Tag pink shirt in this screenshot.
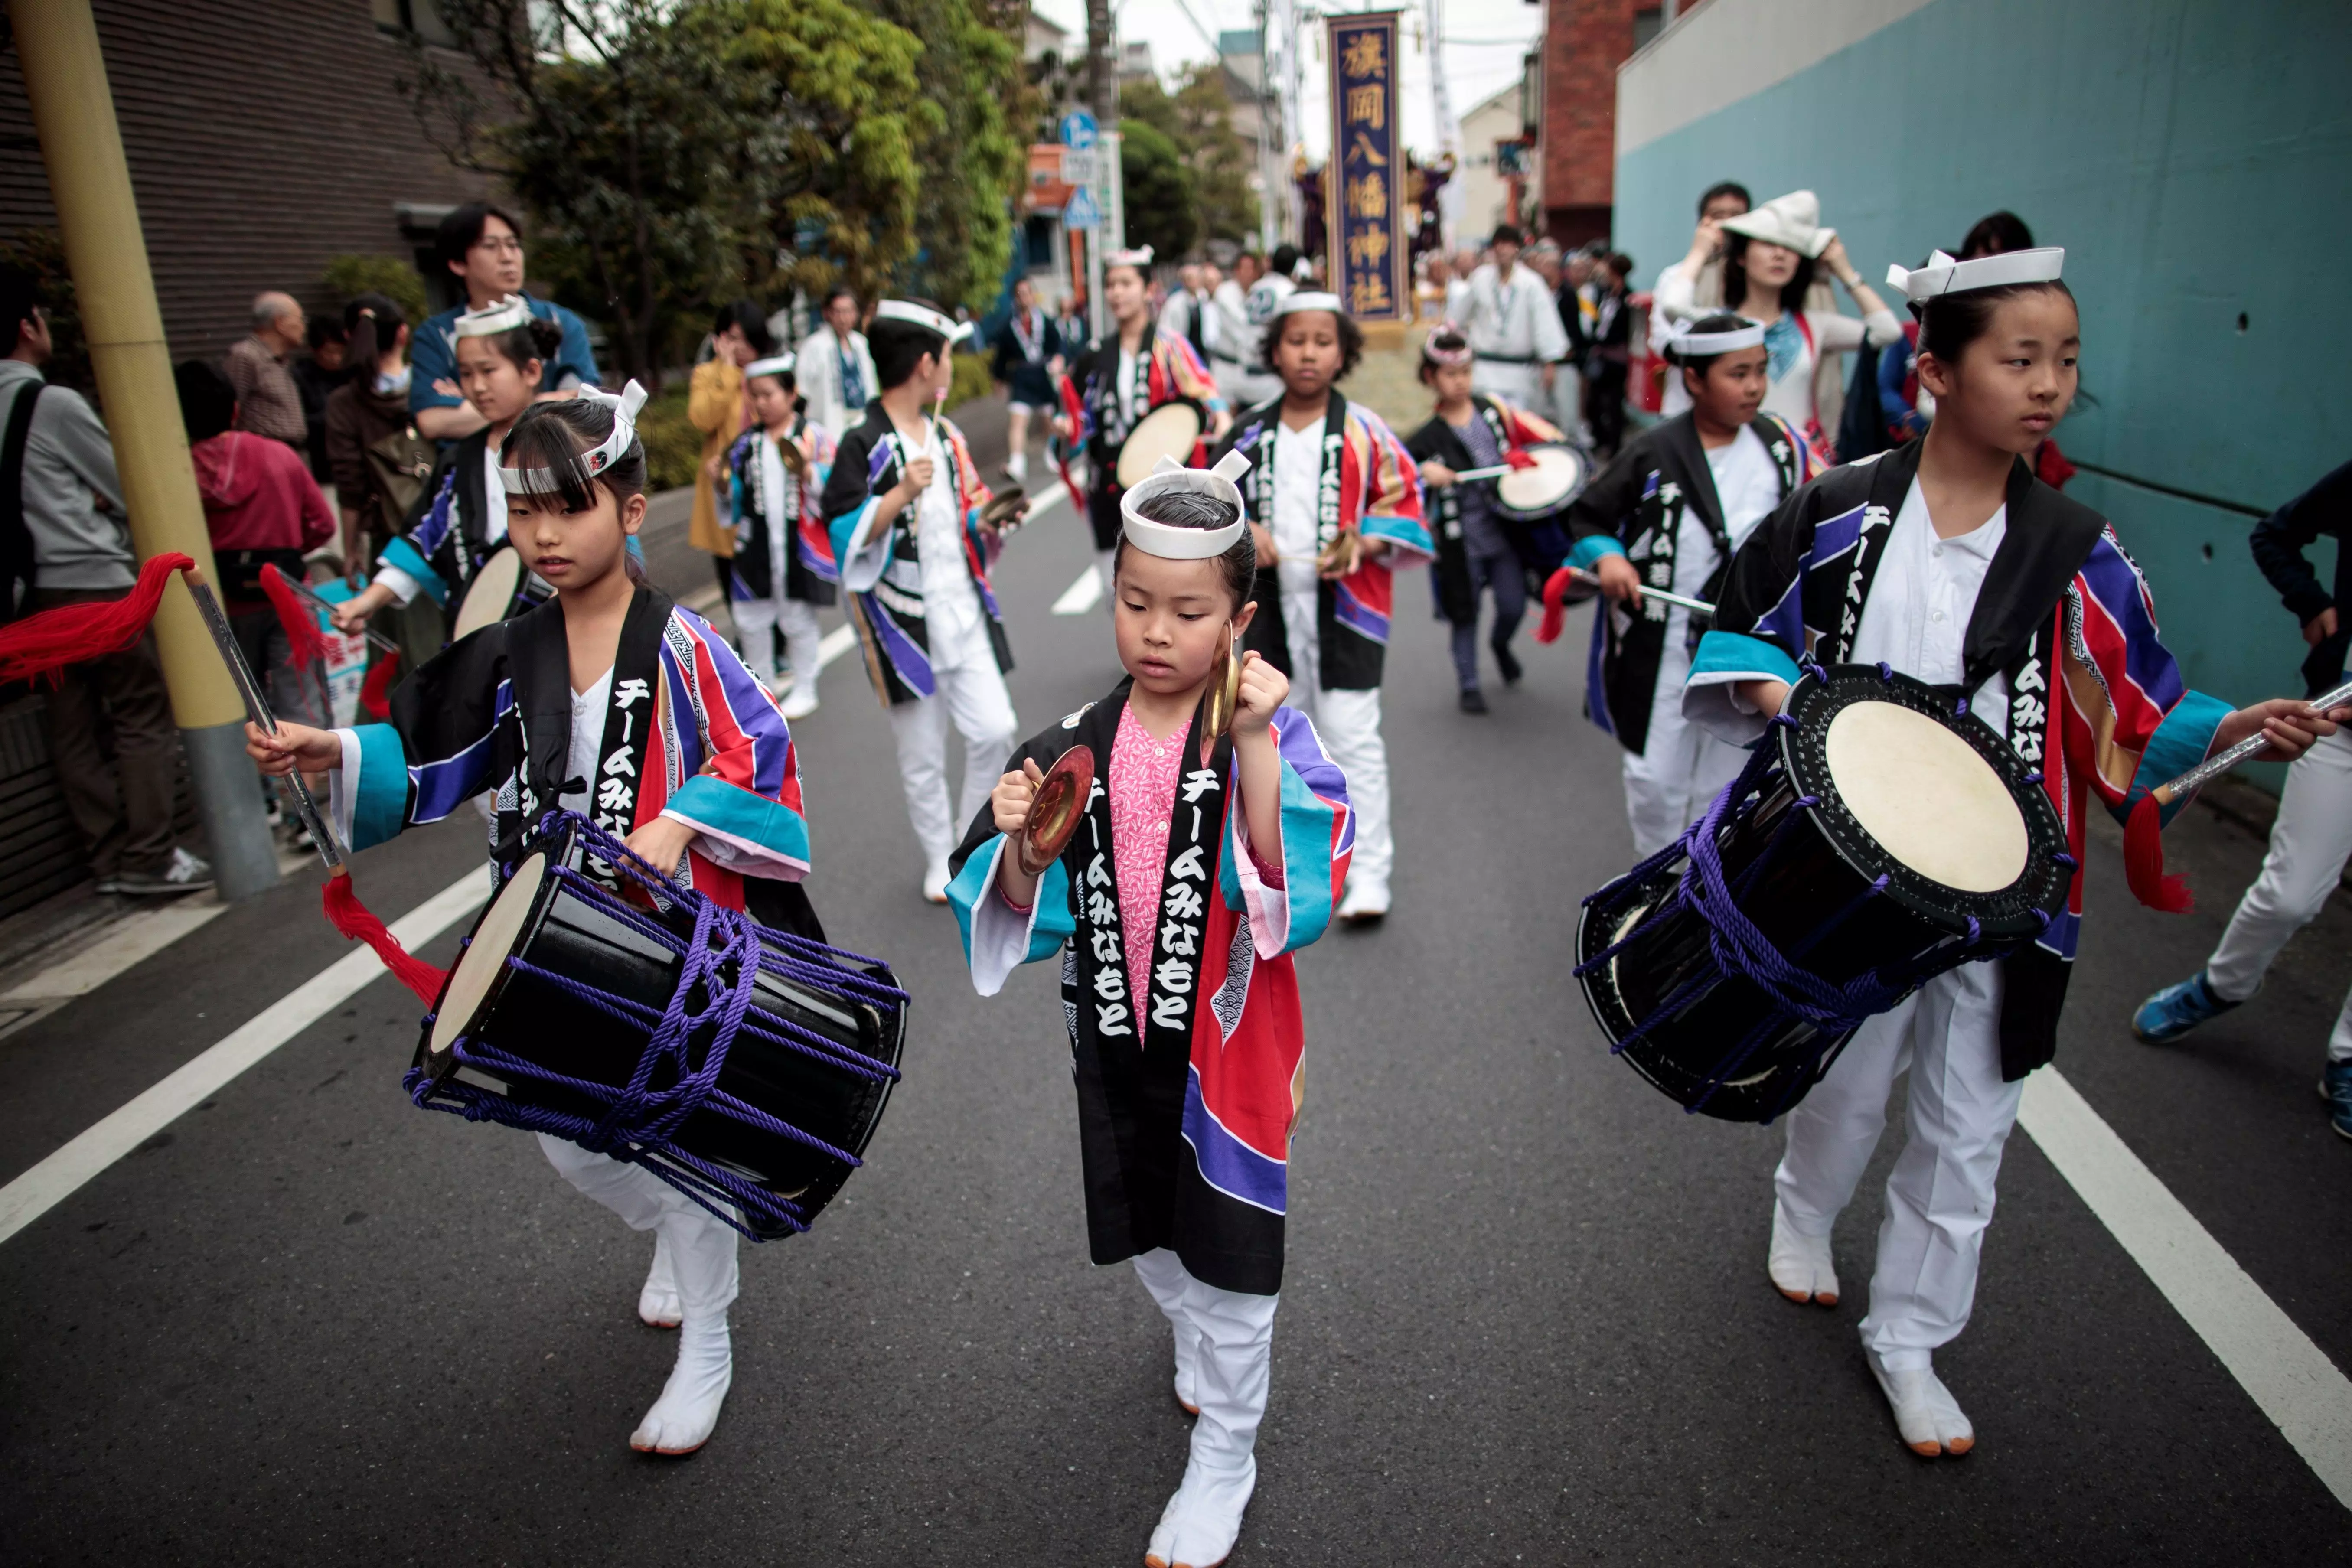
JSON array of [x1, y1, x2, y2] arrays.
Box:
[[1109, 701, 1188, 1010]]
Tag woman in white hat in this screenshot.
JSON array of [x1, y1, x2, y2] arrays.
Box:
[[1717, 189, 1903, 464]]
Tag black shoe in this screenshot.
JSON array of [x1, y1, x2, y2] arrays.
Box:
[[1492, 642, 1523, 685], [1459, 688, 1488, 714]]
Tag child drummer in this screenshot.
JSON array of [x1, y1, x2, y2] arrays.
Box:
[[1058, 244, 1229, 598], [1683, 248, 2345, 1459], [1215, 290, 1429, 922], [727, 351, 836, 720], [1554, 312, 1815, 854], [819, 299, 1025, 903], [247, 385, 814, 1458], [947, 456, 1352, 1568], [1403, 325, 1565, 713]]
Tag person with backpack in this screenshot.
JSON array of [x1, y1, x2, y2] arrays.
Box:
[[0, 267, 211, 896]]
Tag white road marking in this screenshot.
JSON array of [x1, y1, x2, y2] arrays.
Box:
[[1, 900, 225, 1004], [817, 624, 855, 667], [2021, 1068, 2352, 1509], [0, 872, 488, 1248], [1053, 566, 1103, 616]]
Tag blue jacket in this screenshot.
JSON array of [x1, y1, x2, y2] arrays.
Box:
[[408, 295, 600, 417]]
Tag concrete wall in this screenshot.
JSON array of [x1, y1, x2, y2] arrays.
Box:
[[1613, 0, 2350, 779], [1455, 88, 1523, 243], [1542, 0, 1646, 246]]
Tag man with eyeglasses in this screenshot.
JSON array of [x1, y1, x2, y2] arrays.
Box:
[[408, 202, 600, 440]]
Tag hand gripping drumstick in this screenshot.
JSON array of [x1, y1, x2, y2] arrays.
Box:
[[1445, 450, 1543, 483], [1569, 564, 1716, 617], [181, 564, 347, 872], [2150, 676, 2352, 805]]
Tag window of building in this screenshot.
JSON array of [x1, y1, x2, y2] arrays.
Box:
[[375, 0, 458, 48], [1633, 7, 1664, 51]]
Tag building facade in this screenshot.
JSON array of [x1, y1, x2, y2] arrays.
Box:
[[1537, 0, 1660, 249]]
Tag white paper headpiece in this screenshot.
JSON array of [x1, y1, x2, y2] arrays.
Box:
[[1104, 244, 1155, 271], [1271, 290, 1345, 319], [1886, 248, 2066, 306], [742, 354, 796, 380], [1667, 316, 1766, 357], [453, 295, 533, 339], [874, 300, 975, 346], [1119, 450, 1253, 558], [497, 380, 649, 495]]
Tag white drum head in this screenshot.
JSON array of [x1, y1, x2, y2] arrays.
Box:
[[1496, 446, 1586, 515], [1824, 702, 2028, 893], [1116, 403, 1205, 490], [452, 546, 524, 640], [427, 851, 547, 1059]]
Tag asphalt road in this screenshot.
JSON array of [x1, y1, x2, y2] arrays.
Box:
[[3, 396, 2349, 1565]]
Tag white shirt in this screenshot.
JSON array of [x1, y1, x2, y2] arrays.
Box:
[[1114, 346, 1146, 429], [1244, 275, 1295, 368], [1758, 307, 1902, 432], [796, 324, 877, 434], [1442, 277, 1471, 326], [1654, 425, 1781, 656], [756, 432, 793, 575], [1270, 421, 1324, 597], [912, 432, 985, 666], [1851, 477, 2011, 738], [1209, 280, 1253, 362], [558, 668, 614, 815], [1463, 262, 1569, 363], [480, 441, 510, 549]]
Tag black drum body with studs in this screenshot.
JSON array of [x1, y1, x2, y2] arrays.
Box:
[[1576, 665, 2072, 1122]]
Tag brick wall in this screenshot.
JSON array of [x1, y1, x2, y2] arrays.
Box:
[[0, 0, 498, 362], [1539, 0, 1644, 250]]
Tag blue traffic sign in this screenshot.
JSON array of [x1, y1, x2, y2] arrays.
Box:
[[1063, 184, 1101, 231], [1059, 110, 1098, 150]]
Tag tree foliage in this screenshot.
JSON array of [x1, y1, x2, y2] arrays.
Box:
[[1117, 120, 1196, 261], [866, 0, 1030, 310], [1120, 65, 1261, 250]]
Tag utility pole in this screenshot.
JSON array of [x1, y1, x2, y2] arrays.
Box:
[[9, 0, 278, 901], [1085, 0, 1116, 337]]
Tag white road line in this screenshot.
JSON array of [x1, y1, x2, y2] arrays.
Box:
[[817, 623, 855, 667], [2021, 1068, 2352, 1509], [0, 872, 488, 1248], [1053, 566, 1103, 616], [1, 900, 226, 1004]]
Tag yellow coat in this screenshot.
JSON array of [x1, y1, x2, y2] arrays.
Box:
[[688, 357, 747, 556]]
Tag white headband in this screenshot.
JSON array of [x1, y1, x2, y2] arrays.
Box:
[[1886, 247, 2065, 305], [453, 294, 532, 338], [1669, 316, 1766, 356], [874, 300, 975, 346], [497, 380, 649, 495], [1119, 450, 1253, 559], [1271, 290, 1344, 319], [1104, 244, 1155, 271], [743, 354, 796, 380]]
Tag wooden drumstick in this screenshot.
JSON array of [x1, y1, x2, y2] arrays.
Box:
[[2150, 677, 2352, 805], [181, 565, 347, 871], [1570, 564, 1716, 617]]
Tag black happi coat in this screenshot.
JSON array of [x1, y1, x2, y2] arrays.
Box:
[[1405, 394, 1536, 625], [1566, 410, 1807, 754], [727, 420, 836, 607], [947, 687, 1288, 1294]]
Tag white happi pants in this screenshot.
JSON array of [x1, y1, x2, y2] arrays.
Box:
[[2204, 725, 2352, 1061], [1621, 637, 1749, 858], [1774, 960, 2020, 1371], [886, 624, 1018, 873], [1470, 359, 1542, 408], [732, 593, 824, 701], [537, 1133, 740, 1325], [1133, 1249, 1278, 1475], [1279, 587, 1392, 902]]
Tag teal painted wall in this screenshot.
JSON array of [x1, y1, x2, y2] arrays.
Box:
[[1615, 0, 2350, 782]]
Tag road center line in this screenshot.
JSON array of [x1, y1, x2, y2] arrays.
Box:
[[0, 872, 487, 1247], [1053, 566, 1103, 616], [2021, 1068, 2352, 1509]]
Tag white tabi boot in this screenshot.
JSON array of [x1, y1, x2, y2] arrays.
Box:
[[1768, 1198, 1839, 1306], [637, 1229, 681, 1328], [1146, 1278, 1275, 1568], [1134, 1250, 1203, 1416], [1867, 1349, 1974, 1458], [629, 1202, 741, 1455]]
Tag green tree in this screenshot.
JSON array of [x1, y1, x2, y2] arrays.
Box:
[[865, 0, 1028, 310], [1119, 65, 1259, 251], [1118, 119, 1196, 260]]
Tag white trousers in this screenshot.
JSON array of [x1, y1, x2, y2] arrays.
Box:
[[1621, 638, 1749, 858], [1133, 1249, 1278, 1475], [2205, 726, 2352, 1062], [1774, 961, 2020, 1371], [536, 1133, 740, 1323], [1470, 361, 1541, 407], [886, 653, 1018, 873], [732, 593, 824, 701], [1279, 587, 1392, 901]]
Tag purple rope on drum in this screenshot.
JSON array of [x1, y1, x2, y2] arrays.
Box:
[[404, 811, 907, 1240], [1576, 709, 2044, 1122]]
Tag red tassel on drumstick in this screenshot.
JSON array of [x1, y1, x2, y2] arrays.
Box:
[[0, 551, 192, 685]]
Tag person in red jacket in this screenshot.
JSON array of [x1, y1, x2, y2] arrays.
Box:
[[176, 358, 336, 731]]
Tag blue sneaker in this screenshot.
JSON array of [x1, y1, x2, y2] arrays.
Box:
[[2319, 1062, 2352, 1142], [2132, 971, 2239, 1044]]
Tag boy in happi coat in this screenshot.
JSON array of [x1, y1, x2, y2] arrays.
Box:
[[821, 299, 1026, 903], [727, 351, 837, 720], [1682, 248, 2344, 1458], [1215, 290, 1431, 921], [1549, 311, 1816, 854], [249, 386, 812, 1458], [948, 454, 1351, 1568]]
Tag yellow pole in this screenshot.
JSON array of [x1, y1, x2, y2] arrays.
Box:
[[10, 0, 277, 898]]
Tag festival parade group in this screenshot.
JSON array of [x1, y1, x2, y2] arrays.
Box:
[[17, 165, 2325, 1568]]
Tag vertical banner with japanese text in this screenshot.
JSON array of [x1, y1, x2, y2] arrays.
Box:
[[1325, 11, 1405, 323]]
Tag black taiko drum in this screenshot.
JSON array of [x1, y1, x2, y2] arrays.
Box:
[[414, 815, 907, 1238], [1576, 665, 2072, 1122]]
